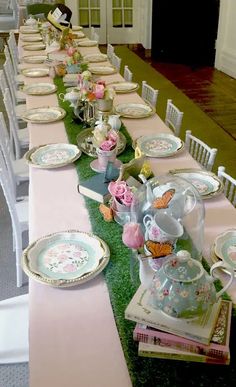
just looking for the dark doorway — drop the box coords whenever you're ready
[151,0,220,67]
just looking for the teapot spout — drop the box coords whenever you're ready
[139,257,155,289]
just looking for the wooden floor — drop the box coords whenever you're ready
[132,46,236,141]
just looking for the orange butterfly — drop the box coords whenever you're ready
[145,240,173,258]
[99,204,114,222]
[152,188,175,209]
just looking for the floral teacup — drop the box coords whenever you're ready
[143,212,183,244]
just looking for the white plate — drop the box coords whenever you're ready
[21,68,49,77]
[22,230,110,287]
[73,31,85,38]
[107,81,139,93]
[115,103,155,119]
[23,43,46,51]
[72,25,83,31]
[214,229,236,269]
[22,107,66,123]
[22,55,47,64]
[136,133,184,157]
[20,27,39,34]
[83,53,108,63]
[169,169,224,198]
[24,143,81,168]
[89,65,117,75]
[77,40,98,47]
[23,83,57,95]
[21,35,43,42]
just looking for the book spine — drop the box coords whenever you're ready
[138,348,230,365]
[133,329,229,359]
[126,312,209,344]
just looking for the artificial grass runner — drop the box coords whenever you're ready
[54,76,236,387]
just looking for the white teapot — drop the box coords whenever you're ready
[59,90,80,107]
[24,16,37,26]
[108,114,121,131]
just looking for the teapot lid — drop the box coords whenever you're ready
[163,250,204,283]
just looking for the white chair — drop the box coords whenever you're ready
[111,52,121,72]
[0,70,26,121]
[0,112,29,199]
[3,58,26,104]
[218,166,236,207]
[0,141,29,287]
[165,99,184,136]
[3,88,29,159]
[185,130,217,171]
[4,44,24,86]
[0,294,29,364]
[141,80,159,108]
[107,43,114,61]
[123,65,133,82]
[90,26,99,43]
[8,30,20,68]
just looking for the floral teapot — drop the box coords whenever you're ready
[24,16,37,26]
[140,250,234,319]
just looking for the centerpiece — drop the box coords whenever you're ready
[64,47,88,74]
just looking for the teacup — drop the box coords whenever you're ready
[143,212,183,244]
[59,91,80,107]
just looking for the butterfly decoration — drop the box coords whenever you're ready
[145,240,173,258]
[152,188,175,209]
[99,204,113,222]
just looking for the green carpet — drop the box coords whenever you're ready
[113,46,236,177]
[54,74,236,387]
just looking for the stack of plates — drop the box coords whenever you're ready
[22,231,110,287]
[211,229,236,277]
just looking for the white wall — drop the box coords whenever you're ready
[138,0,152,49]
[65,0,78,26]
[215,0,236,79]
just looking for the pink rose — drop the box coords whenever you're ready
[100,140,116,151]
[122,222,145,249]
[94,84,105,99]
[67,47,76,57]
[108,181,127,198]
[121,189,134,207]
[107,130,118,143]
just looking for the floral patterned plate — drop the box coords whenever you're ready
[24,143,81,168]
[22,55,48,64]
[107,81,139,94]
[23,43,46,51]
[22,106,66,123]
[77,40,98,47]
[169,169,224,198]
[22,231,110,287]
[23,83,57,95]
[21,68,49,77]
[136,133,184,157]
[83,53,108,63]
[21,35,43,42]
[88,65,117,75]
[214,229,236,270]
[76,128,127,157]
[114,103,155,118]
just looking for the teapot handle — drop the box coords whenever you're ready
[210,261,234,298]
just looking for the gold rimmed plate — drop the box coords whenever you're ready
[23,43,46,51]
[169,169,224,199]
[21,106,66,124]
[77,39,98,47]
[22,55,48,64]
[22,230,110,287]
[114,102,155,118]
[21,68,49,77]
[24,143,81,169]
[21,35,43,42]
[23,83,57,95]
[136,133,184,157]
[107,81,139,94]
[88,65,117,75]
[83,53,108,63]
[76,128,127,157]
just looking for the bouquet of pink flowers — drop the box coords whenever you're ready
[108,180,135,207]
[93,127,118,151]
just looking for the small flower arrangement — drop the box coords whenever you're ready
[93,81,115,101]
[108,180,135,208]
[93,127,118,151]
[64,47,88,73]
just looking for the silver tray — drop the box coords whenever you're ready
[76,128,127,157]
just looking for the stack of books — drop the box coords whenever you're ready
[125,286,232,364]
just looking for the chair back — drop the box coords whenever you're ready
[107,43,114,61]
[218,166,236,207]
[0,69,9,97]
[3,88,21,159]
[123,65,133,82]
[4,44,18,77]
[165,99,184,136]
[0,112,16,197]
[90,26,99,42]
[141,80,158,108]
[3,57,17,105]
[8,30,19,66]
[185,130,217,171]
[111,52,121,72]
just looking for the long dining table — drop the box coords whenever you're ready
[18,31,236,386]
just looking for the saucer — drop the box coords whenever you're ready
[90,159,122,173]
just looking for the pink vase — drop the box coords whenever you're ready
[96,147,116,170]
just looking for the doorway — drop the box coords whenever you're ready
[77,0,139,45]
[151,0,220,67]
